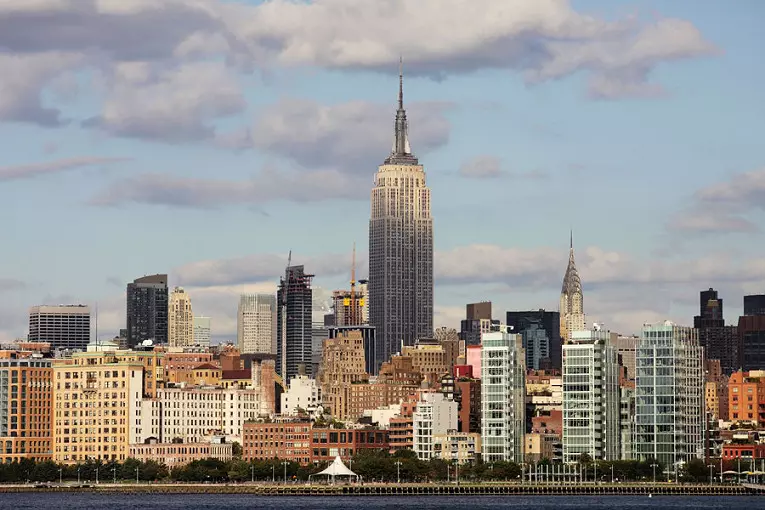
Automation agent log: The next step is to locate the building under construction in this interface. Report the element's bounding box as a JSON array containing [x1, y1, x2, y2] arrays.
[[276, 265, 314, 382]]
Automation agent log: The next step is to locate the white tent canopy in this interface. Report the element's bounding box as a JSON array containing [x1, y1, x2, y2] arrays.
[[311, 456, 359, 483]]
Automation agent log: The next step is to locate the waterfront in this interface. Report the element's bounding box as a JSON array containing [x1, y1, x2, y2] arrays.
[[0, 494, 761, 510]]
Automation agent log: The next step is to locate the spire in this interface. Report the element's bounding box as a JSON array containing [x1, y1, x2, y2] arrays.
[[562, 233, 582, 296], [385, 56, 418, 165]]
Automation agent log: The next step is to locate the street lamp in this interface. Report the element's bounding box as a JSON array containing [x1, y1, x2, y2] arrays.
[[709, 464, 714, 486], [611, 465, 614, 483], [251, 465, 255, 483], [77, 467, 81, 485], [282, 461, 289, 484], [96, 466, 99, 485], [112, 467, 116, 484], [59, 468, 62, 485], [136, 467, 139, 484], [454, 460, 459, 486], [272, 465, 275, 483], [651, 463, 658, 483], [394, 461, 402, 484]]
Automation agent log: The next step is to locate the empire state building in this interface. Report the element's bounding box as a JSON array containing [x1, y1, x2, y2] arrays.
[[368, 62, 434, 370]]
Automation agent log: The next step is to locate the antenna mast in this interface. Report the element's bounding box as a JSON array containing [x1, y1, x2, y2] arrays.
[[350, 242, 357, 325]]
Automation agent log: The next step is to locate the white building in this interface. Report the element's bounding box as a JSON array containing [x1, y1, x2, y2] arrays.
[[367, 403, 402, 428], [562, 327, 620, 463], [413, 392, 458, 460], [157, 386, 270, 444], [193, 316, 211, 347], [433, 431, 481, 463], [237, 294, 277, 355], [169, 287, 194, 348], [480, 329, 526, 463], [635, 321, 704, 472], [281, 374, 321, 416]]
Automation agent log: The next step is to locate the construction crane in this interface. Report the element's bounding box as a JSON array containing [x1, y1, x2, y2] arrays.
[[280, 250, 291, 377]]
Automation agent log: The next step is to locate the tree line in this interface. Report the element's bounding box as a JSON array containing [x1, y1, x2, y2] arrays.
[[0, 450, 730, 484]]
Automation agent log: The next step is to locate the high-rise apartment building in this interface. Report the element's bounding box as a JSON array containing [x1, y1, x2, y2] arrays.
[[168, 287, 193, 348], [480, 329, 525, 463], [237, 294, 277, 355], [126, 274, 168, 347], [562, 327, 620, 463], [369, 63, 434, 370], [506, 309, 561, 370], [559, 234, 585, 342], [634, 321, 704, 471], [193, 316, 211, 347], [0, 353, 53, 463], [693, 288, 738, 374], [276, 266, 313, 380], [28, 305, 90, 350]]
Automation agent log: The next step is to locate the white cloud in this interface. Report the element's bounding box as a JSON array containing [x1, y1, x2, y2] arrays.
[[0, 156, 130, 182]]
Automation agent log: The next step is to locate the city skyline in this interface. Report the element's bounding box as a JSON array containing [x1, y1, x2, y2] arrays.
[[2, 1, 764, 343]]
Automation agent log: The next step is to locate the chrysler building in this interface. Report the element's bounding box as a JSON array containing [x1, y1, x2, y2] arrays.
[[368, 60, 434, 370], [560, 232, 585, 341]]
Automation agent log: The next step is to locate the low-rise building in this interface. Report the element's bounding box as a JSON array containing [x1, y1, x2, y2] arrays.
[[310, 427, 389, 463], [432, 431, 481, 463], [281, 374, 321, 416], [129, 437, 233, 467], [242, 418, 312, 464]]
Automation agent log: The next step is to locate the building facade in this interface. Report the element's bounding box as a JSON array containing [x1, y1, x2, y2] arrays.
[[559, 234, 585, 342], [276, 266, 313, 380], [28, 305, 90, 351], [238, 294, 277, 355], [0, 354, 53, 463], [480, 330, 525, 463], [168, 287, 194, 348], [634, 321, 704, 471], [694, 288, 738, 374], [562, 327, 620, 462], [126, 274, 168, 347], [507, 309, 561, 371], [193, 316, 211, 347], [368, 65, 433, 370], [412, 392, 458, 460]]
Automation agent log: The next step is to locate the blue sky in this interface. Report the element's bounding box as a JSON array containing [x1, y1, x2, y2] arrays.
[[1, 0, 764, 342]]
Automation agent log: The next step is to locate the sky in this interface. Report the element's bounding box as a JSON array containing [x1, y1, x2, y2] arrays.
[[1, 0, 764, 343]]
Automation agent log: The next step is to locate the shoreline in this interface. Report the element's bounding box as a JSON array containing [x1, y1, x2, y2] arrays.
[[0, 483, 760, 496]]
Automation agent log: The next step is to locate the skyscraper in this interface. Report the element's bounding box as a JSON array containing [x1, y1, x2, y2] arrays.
[[460, 302, 498, 347], [168, 287, 193, 348], [28, 305, 90, 350], [744, 294, 765, 316], [369, 61, 434, 370], [276, 265, 313, 381], [506, 309, 561, 370], [126, 274, 168, 347], [693, 288, 738, 374], [560, 233, 585, 342], [237, 294, 277, 355]]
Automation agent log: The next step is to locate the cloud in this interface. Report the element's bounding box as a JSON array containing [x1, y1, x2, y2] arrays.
[[0, 279, 26, 292], [90, 166, 368, 208], [246, 99, 453, 172], [83, 61, 246, 142], [0, 156, 130, 182], [668, 167, 765, 234], [0, 0, 714, 130], [225, 0, 716, 98], [458, 156, 550, 180], [173, 251, 357, 288]]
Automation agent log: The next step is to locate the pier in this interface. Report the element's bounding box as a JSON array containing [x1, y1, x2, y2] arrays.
[[0, 482, 758, 496]]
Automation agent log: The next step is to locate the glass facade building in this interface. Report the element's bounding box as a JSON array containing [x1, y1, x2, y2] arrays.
[[480, 329, 525, 463], [562, 328, 620, 463], [635, 321, 704, 471]]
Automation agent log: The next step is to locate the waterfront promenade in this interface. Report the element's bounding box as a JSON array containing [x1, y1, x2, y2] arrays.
[[0, 482, 760, 496]]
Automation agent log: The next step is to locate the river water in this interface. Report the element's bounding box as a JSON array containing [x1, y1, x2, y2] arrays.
[[0, 494, 760, 509]]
